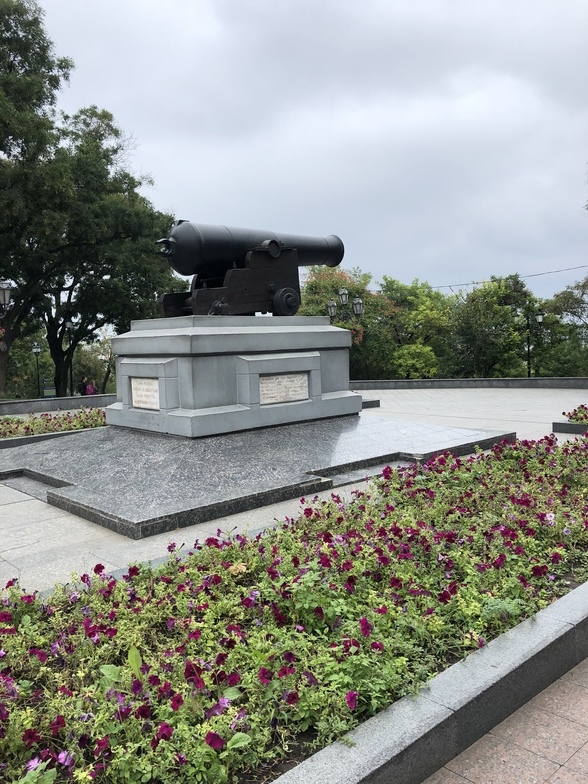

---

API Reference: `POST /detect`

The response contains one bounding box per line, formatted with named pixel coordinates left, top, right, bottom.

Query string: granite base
left=0, top=415, right=514, bottom=539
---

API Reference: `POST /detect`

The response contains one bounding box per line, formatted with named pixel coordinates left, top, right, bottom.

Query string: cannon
left=157, top=221, right=344, bottom=317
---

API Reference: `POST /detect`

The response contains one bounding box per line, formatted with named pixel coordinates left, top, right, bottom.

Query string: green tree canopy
left=0, top=1, right=181, bottom=396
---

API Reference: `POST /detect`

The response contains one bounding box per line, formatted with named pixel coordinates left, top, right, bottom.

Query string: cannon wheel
left=273, top=287, right=300, bottom=316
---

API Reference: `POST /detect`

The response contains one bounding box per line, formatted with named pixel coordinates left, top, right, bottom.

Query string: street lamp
left=32, top=342, right=41, bottom=398
left=64, top=319, right=74, bottom=396
left=328, top=289, right=364, bottom=323
left=524, top=311, right=545, bottom=378
left=0, top=279, right=14, bottom=355
left=0, top=278, right=14, bottom=317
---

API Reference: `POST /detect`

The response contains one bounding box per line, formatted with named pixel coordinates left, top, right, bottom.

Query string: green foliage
left=0, top=2, right=182, bottom=397
left=1, top=435, right=588, bottom=781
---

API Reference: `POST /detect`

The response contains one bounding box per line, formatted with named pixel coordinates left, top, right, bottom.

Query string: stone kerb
left=350, top=378, right=588, bottom=390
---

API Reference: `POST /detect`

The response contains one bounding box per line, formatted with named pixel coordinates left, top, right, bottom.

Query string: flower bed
left=2, top=435, right=588, bottom=783
left=0, top=409, right=106, bottom=440
left=563, top=404, right=588, bottom=424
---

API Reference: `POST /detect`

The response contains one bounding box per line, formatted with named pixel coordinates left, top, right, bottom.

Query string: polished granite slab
left=0, top=415, right=514, bottom=539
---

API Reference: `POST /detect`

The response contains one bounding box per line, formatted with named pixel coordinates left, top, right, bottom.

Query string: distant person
left=86, top=380, right=96, bottom=395
left=77, top=376, right=88, bottom=396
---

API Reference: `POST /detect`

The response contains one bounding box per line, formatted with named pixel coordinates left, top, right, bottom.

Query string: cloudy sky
left=41, top=0, right=587, bottom=299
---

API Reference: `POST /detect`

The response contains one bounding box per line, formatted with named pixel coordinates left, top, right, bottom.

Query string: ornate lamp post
left=524, top=310, right=545, bottom=378
left=32, top=342, right=41, bottom=398
left=0, top=278, right=14, bottom=355
left=64, top=319, right=74, bottom=396
left=328, top=288, right=364, bottom=323
left=0, top=278, right=13, bottom=317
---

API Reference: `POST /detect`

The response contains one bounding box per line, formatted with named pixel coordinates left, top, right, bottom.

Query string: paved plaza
left=2, top=385, right=588, bottom=783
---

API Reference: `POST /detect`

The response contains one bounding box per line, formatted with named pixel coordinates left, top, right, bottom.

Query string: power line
left=431, top=264, right=588, bottom=290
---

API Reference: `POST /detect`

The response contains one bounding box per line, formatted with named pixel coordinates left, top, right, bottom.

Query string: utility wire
left=431, top=264, right=588, bottom=290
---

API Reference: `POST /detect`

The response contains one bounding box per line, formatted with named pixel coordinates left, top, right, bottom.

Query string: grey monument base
left=0, top=415, right=514, bottom=539
left=105, top=315, right=361, bottom=437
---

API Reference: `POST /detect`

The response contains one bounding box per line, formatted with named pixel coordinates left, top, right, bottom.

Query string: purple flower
left=205, top=731, right=226, bottom=750
left=205, top=697, right=230, bottom=719
left=345, top=690, right=358, bottom=710
left=258, top=667, right=273, bottom=685
left=58, top=750, right=75, bottom=767
left=22, top=728, right=40, bottom=748
left=359, top=617, right=372, bottom=637
left=156, top=722, right=174, bottom=741
left=170, top=693, right=184, bottom=711
left=26, top=757, right=41, bottom=771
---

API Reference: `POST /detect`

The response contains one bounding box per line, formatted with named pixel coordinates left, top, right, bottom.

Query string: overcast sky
left=40, top=0, right=587, bottom=300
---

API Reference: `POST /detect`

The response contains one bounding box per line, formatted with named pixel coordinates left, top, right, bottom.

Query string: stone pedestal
left=105, top=315, right=361, bottom=438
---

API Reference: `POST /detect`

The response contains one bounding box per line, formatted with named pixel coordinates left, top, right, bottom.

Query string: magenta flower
left=94, top=735, right=109, bottom=757
left=219, top=670, right=237, bottom=688
left=170, top=693, right=184, bottom=711
left=258, top=666, right=273, bottom=684
left=205, top=731, right=226, bottom=750
left=156, top=722, right=174, bottom=741
left=285, top=690, right=300, bottom=705
left=93, top=564, right=105, bottom=574
left=22, top=728, right=40, bottom=748
left=50, top=714, right=65, bottom=736
left=345, top=690, right=358, bottom=710
left=278, top=665, right=296, bottom=678
left=359, top=617, right=373, bottom=637
left=184, top=661, right=205, bottom=689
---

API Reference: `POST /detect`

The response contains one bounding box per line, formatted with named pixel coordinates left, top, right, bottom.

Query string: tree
left=379, top=278, right=453, bottom=378
left=299, top=266, right=400, bottom=379
left=0, top=0, right=72, bottom=394
left=446, top=277, right=537, bottom=378
left=0, top=2, right=182, bottom=396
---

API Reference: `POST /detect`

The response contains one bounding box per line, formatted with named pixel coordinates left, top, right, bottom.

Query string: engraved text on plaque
left=131, top=378, right=160, bottom=410
left=259, top=373, right=309, bottom=405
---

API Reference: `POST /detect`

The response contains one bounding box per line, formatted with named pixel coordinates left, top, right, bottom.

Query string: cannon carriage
left=158, top=221, right=344, bottom=317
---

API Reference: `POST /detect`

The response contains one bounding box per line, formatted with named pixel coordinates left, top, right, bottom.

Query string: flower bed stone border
left=552, top=421, right=588, bottom=435
left=0, top=428, right=94, bottom=450
left=273, top=581, right=588, bottom=784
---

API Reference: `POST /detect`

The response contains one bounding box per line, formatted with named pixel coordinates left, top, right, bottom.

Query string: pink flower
left=205, top=731, right=226, bottom=750
left=345, top=690, right=358, bottom=710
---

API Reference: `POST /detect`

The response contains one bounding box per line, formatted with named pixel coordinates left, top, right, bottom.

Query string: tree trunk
left=0, top=344, right=9, bottom=397
left=53, top=357, right=69, bottom=397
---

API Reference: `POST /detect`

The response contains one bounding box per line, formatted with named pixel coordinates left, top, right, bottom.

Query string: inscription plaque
left=131, top=377, right=160, bottom=410
left=259, top=372, right=309, bottom=405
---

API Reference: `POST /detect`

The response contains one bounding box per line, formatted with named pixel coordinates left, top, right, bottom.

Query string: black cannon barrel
left=157, top=221, right=344, bottom=279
